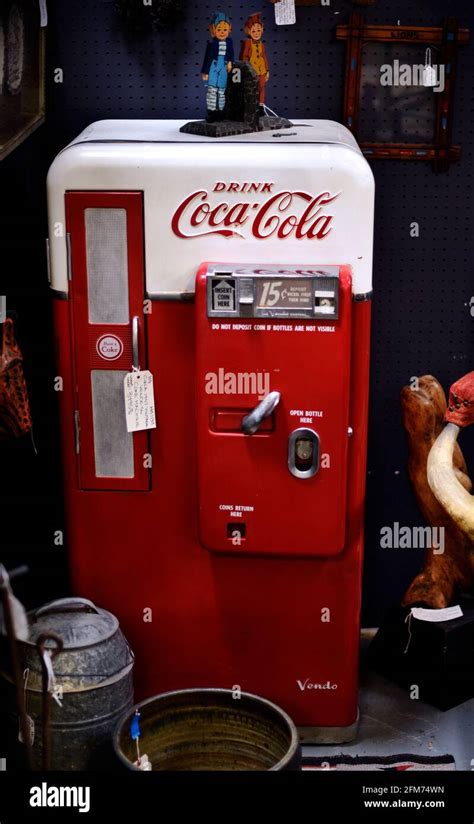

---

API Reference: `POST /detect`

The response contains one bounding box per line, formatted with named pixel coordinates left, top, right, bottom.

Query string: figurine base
left=369, top=597, right=474, bottom=711
left=258, top=115, right=294, bottom=133
left=180, top=115, right=294, bottom=139
left=180, top=119, right=254, bottom=138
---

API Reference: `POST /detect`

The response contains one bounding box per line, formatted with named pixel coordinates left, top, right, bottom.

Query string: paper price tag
left=423, top=66, right=437, bottom=87
left=135, top=754, right=152, bottom=771
left=53, top=684, right=63, bottom=707
left=411, top=605, right=463, bottom=623
left=38, top=0, right=48, bottom=27
left=124, top=371, right=157, bottom=433
left=275, top=0, right=296, bottom=26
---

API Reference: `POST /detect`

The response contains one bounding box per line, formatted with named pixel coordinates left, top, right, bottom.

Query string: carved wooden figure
left=400, top=374, right=474, bottom=608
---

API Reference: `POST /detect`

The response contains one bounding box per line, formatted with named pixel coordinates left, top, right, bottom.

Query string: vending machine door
left=196, top=264, right=353, bottom=557
left=65, top=191, right=150, bottom=491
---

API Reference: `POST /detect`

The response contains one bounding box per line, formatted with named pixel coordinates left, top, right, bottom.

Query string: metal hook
left=36, top=632, right=64, bottom=770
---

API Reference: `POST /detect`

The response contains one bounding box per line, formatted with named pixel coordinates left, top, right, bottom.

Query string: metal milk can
left=1, top=597, right=134, bottom=770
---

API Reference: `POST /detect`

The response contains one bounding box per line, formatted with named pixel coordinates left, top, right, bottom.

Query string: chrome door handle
left=132, top=316, right=140, bottom=370
left=241, top=391, right=281, bottom=435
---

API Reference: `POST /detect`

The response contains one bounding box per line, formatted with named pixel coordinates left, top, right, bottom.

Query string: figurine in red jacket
left=239, top=12, right=270, bottom=116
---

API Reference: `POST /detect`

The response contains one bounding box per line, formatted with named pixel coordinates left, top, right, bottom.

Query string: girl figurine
left=240, top=12, right=269, bottom=116
left=201, top=12, right=234, bottom=122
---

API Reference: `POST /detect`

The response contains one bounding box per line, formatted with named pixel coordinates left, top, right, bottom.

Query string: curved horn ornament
left=428, top=371, right=474, bottom=543
left=428, top=422, right=474, bottom=543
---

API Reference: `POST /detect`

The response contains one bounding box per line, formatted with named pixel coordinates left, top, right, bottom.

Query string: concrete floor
left=304, top=635, right=474, bottom=770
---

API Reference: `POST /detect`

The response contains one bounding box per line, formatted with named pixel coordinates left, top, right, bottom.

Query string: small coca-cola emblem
left=171, top=182, right=339, bottom=241
left=96, top=334, right=123, bottom=361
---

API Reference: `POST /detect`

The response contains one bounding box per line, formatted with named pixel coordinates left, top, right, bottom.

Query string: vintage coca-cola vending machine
left=47, top=120, right=374, bottom=742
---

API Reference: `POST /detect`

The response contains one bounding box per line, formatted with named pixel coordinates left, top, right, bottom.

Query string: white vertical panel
left=85, top=208, right=129, bottom=324
left=91, top=371, right=134, bottom=478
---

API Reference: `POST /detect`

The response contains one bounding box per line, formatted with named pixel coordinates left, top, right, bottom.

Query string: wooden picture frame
left=336, top=13, right=469, bottom=171
left=0, top=0, right=45, bottom=162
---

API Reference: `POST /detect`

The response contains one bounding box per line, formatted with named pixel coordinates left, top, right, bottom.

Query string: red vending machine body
left=48, top=120, right=374, bottom=742
left=196, top=264, right=353, bottom=557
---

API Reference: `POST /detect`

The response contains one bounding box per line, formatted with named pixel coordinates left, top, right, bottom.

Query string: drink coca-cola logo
left=171, top=181, right=340, bottom=241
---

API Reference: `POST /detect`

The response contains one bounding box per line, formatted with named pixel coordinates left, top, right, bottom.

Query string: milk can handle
left=33, top=597, right=100, bottom=619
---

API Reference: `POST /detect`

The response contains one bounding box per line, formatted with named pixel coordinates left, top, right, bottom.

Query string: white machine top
left=47, top=119, right=374, bottom=298
left=65, top=118, right=362, bottom=150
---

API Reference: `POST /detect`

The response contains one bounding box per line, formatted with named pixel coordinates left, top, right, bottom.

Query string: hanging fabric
left=0, top=317, right=32, bottom=439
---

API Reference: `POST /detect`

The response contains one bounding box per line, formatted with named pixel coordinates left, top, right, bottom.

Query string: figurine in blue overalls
left=201, top=12, right=234, bottom=122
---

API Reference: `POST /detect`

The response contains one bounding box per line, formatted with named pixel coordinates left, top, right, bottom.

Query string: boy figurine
left=240, top=12, right=269, bottom=116
left=201, top=12, right=234, bottom=122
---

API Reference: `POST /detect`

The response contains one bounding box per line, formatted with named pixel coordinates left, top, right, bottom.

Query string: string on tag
left=23, top=668, right=29, bottom=704
left=423, top=47, right=437, bottom=88
left=44, top=649, right=55, bottom=692
left=404, top=610, right=413, bottom=654
left=36, top=632, right=63, bottom=770
left=131, top=709, right=142, bottom=763
left=38, top=0, right=48, bottom=27
left=263, top=103, right=279, bottom=119
left=39, top=649, right=63, bottom=707
left=19, top=668, right=35, bottom=746
left=42, top=649, right=63, bottom=706
left=130, top=710, right=151, bottom=769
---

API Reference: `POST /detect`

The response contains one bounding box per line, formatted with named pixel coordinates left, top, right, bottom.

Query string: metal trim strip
left=353, top=290, right=373, bottom=302
left=147, top=291, right=195, bottom=302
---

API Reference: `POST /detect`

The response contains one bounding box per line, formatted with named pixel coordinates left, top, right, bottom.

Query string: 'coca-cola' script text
left=171, top=183, right=340, bottom=241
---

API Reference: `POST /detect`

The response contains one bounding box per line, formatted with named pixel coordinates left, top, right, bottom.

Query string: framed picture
left=0, top=0, right=45, bottom=162
left=336, top=13, right=470, bottom=171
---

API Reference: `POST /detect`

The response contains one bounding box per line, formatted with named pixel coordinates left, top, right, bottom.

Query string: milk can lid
left=27, top=598, right=119, bottom=649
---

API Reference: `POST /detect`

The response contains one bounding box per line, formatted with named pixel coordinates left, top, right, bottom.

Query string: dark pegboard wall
left=45, top=0, right=472, bottom=127
left=1, top=0, right=473, bottom=623
left=363, top=4, right=474, bottom=620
